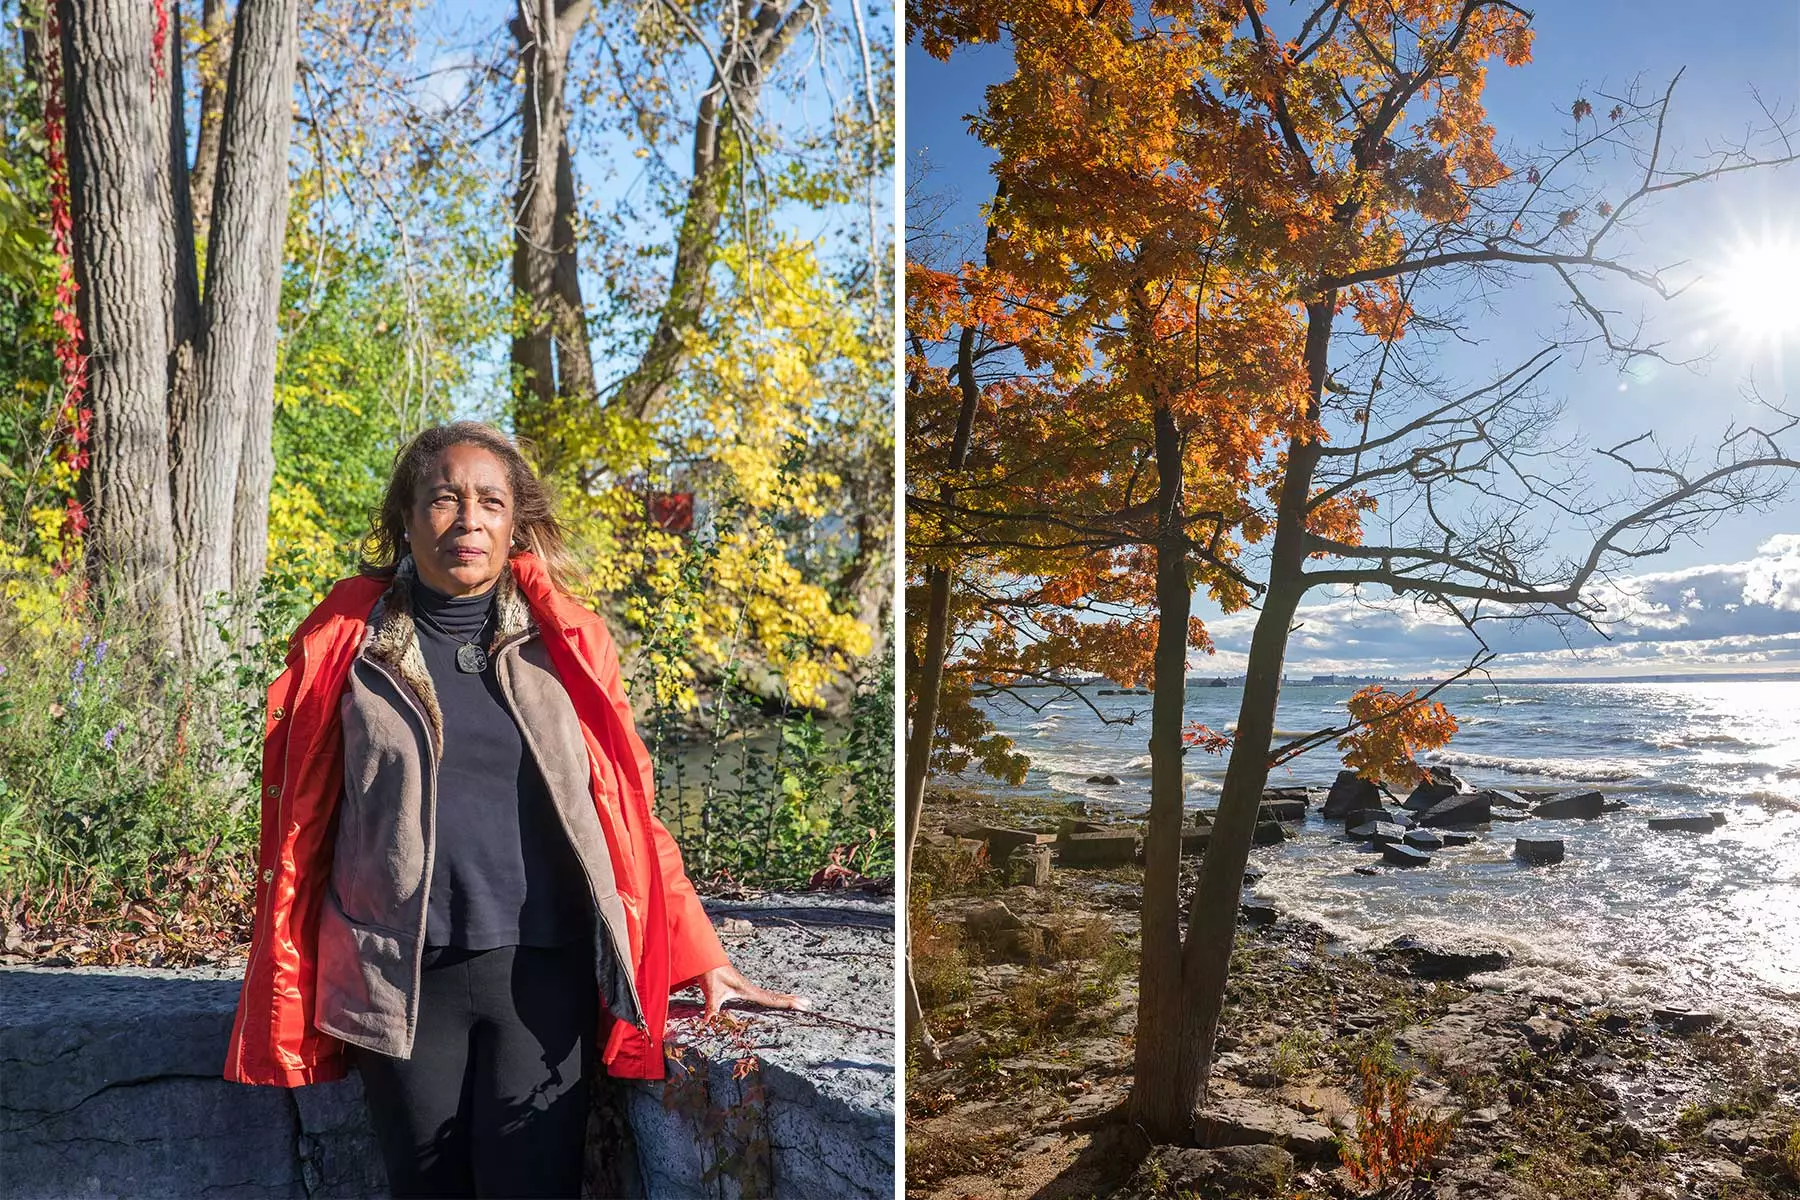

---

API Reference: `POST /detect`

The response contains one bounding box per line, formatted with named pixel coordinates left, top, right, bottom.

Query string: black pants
left=355, top=940, right=598, bottom=1199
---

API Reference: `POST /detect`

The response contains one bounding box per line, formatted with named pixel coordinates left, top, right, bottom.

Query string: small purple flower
left=102, top=723, right=121, bottom=750
left=71, top=659, right=86, bottom=685
left=93, top=640, right=108, bottom=663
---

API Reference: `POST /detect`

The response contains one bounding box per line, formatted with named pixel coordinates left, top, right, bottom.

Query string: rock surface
left=1419, top=791, right=1493, bottom=827
left=1515, top=837, right=1565, bottom=865
left=1121, top=1144, right=1297, bottom=1199
left=1381, top=934, right=1513, bottom=979
left=0, top=894, right=893, bottom=1200
left=1533, top=791, right=1604, bottom=820
left=1322, top=770, right=1381, bottom=818
left=1648, top=814, right=1719, bottom=833
left=1191, top=1098, right=1337, bottom=1160
left=1382, top=843, right=1432, bottom=868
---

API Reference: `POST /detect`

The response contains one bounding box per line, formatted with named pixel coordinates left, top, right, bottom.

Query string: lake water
left=959, top=679, right=1800, bottom=1033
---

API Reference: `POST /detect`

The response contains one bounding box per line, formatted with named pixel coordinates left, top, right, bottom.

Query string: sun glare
left=1709, top=235, right=1800, bottom=345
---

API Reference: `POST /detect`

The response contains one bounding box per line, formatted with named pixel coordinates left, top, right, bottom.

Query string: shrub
left=1340, top=1054, right=1455, bottom=1190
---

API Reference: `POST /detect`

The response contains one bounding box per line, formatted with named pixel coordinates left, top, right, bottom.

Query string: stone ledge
left=0, top=894, right=893, bottom=1199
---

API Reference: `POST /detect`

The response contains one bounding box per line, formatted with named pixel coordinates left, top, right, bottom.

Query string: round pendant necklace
left=414, top=605, right=491, bottom=674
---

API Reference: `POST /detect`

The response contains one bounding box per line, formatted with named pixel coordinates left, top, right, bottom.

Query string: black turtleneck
left=410, top=576, right=592, bottom=950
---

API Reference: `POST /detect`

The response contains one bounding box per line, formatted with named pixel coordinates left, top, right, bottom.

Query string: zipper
left=496, top=629, right=650, bottom=1032
left=355, top=648, right=440, bottom=1047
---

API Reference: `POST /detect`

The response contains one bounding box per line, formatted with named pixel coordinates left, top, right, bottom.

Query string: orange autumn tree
left=918, top=0, right=1800, bottom=1140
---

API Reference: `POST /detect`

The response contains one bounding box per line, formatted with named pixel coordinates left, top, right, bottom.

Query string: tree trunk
left=188, top=0, right=231, bottom=241
left=58, top=0, right=182, bottom=651
left=1127, top=400, right=1195, bottom=1140
left=611, top=1, right=815, bottom=425
left=1157, top=298, right=1335, bottom=1128
left=173, top=0, right=296, bottom=657
left=903, top=561, right=951, bottom=1062
left=509, top=0, right=591, bottom=470
left=904, top=320, right=983, bottom=1060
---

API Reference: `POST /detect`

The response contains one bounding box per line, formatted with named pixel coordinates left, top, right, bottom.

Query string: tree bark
left=904, top=320, right=982, bottom=1060
left=1127, top=399, right=1196, bottom=1140
left=187, top=0, right=231, bottom=241
left=58, top=0, right=181, bottom=650
left=1162, top=298, right=1335, bottom=1129
left=509, top=0, right=592, bottom=470
left=610, top=0, right=816, bottom=425
left=171, top=0, right=296, bottom=656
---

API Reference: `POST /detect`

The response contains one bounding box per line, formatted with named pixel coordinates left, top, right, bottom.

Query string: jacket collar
left=358, top=555, right=536, bottom=757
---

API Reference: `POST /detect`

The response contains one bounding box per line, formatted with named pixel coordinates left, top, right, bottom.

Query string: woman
left=224, top=421, right=807, bottom=1197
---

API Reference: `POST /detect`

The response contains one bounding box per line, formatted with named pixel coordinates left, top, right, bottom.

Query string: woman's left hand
left=696, top=963, right=814, bottom=1018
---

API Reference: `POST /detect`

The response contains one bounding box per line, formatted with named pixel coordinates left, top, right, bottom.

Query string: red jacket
left=223, top=552, right=728, bottom=1086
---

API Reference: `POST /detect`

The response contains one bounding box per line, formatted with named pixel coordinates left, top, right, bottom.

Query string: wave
left=1464, top=695, right=1545, bottom=705
left=1644, top=731, right=1757, bottom=750
left=1426, top=749, right=1646, bottom=783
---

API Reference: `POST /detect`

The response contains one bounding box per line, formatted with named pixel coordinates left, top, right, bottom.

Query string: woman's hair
left=361, top=421, right=576, bottom=586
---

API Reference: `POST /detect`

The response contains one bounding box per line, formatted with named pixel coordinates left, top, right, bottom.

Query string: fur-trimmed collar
left=360, top=555, right=535, bottom=758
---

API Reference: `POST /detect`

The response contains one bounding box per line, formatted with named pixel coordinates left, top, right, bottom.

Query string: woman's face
left=403, top=443, right=517, bottom=597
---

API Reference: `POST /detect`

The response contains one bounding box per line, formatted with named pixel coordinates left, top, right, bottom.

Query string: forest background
left=0, top=0, right=896, bottom=966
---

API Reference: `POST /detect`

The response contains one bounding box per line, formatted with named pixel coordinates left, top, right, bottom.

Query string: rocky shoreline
left=907, top=784, right=1800, bottom=1198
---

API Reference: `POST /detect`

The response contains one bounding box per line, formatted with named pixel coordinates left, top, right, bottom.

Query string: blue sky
left=399, top=2, right=894, bottom=410
left=905, top=1, right=1800, bottom=677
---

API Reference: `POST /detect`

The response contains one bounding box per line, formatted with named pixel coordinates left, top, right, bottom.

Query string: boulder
left=1482, top=788, right=1534, bottom=811
left=1322, top=770, right=1381, bottom=819
left=1258, top=798, right=1308, bottom=823
left=977, top=826, right=1055, bottom=864
left=1708, top=810, right=1728, bottom=825
left=963, top=902, right=1042, bottom=962
left=1239, top=896, right=1279, bottom=927
left=1403, top=767, right=1463, bottom=812
left=1192, top=1098, right=1337, bottom=1160
left=1419, top=792, right=1493, bottom=827
left=1649, top=814, right=1720, bottom=833
left=1402, top=828, right=1444, bottom=851
left=1003, top=844, right=1053, bottom=887
left=1122, top=1144, right=1296, bottom=1200
left=1086, top=773, right=1121, bottom=785
left=963, top=900, right=1027, bottom=941
left=1055, top=831, right=1141, bottom=867
left=1353, top=865, right=1382, bottom=876
left=1180, top=830, right=1212, bottom=857
left=1652, top=1004, right=1720, bottom=1034
left=1057, top=818, right=1112, bottom=837
left=1381, top=934, right=1512, bottom=979
left=1252, top=820, right=1288, bottom=846
left=1533, top=791, right=1604, bottom=820
left=1263, top=786, right=1310, bottom=803
left=1382, top=843, right=1432, bottom=868
left=1487, top=810, right=1532, bottom=823
left=1439, top=831, right=1477, bottom=847
left=1346, top=820, right=1407, bottom=844
left=1347, top=806, right=1415, bottom=829
left=1514, top=837, right=1564, bottom=865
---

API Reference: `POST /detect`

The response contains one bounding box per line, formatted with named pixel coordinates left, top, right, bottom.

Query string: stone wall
left=0, top=894, right=893, bottom=1199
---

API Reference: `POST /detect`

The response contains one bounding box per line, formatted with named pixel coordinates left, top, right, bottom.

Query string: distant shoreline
left=1005, top=670, right=1800, bottom=688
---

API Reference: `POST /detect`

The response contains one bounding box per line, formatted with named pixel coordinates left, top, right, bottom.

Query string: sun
left=1708, top=234, right=1800, bottom=346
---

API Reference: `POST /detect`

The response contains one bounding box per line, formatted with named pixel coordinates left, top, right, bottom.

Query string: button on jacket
left=223, top=553, right=729, bottom=1087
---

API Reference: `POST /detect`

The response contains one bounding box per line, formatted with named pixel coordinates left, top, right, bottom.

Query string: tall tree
left=917, top=0, right=1800, bottom=1142
left=57, top=0, right=298, bottom=661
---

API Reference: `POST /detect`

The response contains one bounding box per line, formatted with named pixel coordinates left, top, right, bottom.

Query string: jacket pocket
left=312, top=886, right=418, bottom=1059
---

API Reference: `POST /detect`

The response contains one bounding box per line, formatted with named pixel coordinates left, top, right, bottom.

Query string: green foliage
left=0, top=568, right=303, bottom=960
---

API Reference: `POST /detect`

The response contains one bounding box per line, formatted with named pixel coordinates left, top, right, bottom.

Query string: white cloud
left=1189, top=533, right=1800, bottom=678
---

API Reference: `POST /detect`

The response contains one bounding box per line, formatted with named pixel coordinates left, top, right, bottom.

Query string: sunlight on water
left=964, top=679, right=1800, bottom=1034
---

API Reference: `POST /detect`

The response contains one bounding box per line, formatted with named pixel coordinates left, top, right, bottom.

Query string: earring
left=402, top=532, right=410, bottom=541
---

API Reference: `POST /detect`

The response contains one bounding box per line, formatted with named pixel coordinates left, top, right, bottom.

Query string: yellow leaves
left=1338, top=685, right=1459, bottom=788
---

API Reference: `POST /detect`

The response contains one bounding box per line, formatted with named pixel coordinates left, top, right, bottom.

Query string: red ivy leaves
left=41, top=4, right=91, bottom=568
